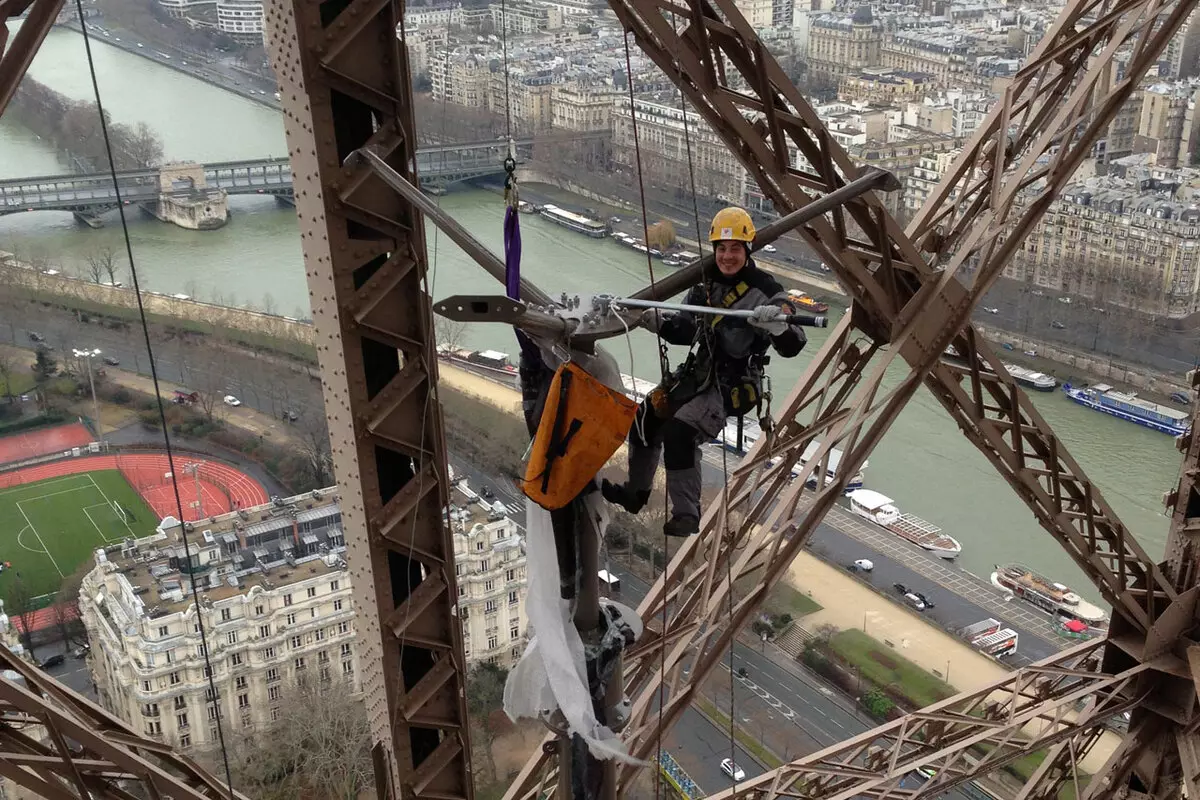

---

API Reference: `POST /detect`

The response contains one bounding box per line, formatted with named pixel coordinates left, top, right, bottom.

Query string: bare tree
left=121, top=121, right=165, bottom=168
left=84, top=247, right=118, bottom=285
left=261, top=293, right=278, bottom=316
left=0, top=352, right=16, bottom=405
left=218, top=676, right=372, bottom=799
left=434, top=315, right=468, bottom=352
left=7, top=574, right=37, bottom=655
left=296, top=414, right=334, bottom=488
left=466, top=662, right=509, bottom=785
left=52, top=562, right=90, bottom=648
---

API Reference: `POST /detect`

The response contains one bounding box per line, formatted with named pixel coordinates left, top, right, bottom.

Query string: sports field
left=0, top=470, right=158, bottom=600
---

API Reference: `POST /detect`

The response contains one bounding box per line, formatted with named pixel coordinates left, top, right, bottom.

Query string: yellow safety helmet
left=710, top=206, right=756, bottom=243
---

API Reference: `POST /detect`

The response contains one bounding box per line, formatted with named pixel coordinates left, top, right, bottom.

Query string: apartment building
left=80, top=489, right=359, bottom=751
left=489, top=72, right=556, bottom=132
left=732, top=0, right=774, bottom=28
left=450, top=486, right=529, bottom=666
left=1012, top=164, right=1200, bottom=318
left=1134, top=81, right=1200, bottom=168
left=838, top=68, right=930, bottom=106
left=552, top=83, right=619, bottom=131
left=902, top=148, right=962, bottom=219
left=613, top=98, right=747, bottom=200
left=404, top=3, right=464, bottom=29
left=491, top=0, right=563, bottom=35
left=807, top=6, right=883, bottom=83
left=431, top=52, right=488, bottom=108
left=880, top=31, right=973, bottom=89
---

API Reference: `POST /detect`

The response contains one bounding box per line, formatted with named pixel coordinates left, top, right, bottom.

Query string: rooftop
left=99, top=488, right=347, bottom=619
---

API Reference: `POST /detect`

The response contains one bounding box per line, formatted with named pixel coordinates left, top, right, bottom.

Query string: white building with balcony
left=79, top=488, right=359, bottom=751
left=450, top=485, right=529, bottom=666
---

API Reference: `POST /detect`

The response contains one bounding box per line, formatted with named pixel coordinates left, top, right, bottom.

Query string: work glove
left=747, top=305, right=788, bottom=336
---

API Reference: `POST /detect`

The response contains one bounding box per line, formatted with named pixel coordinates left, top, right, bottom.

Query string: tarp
left=503, top=488, right=638, bottom=764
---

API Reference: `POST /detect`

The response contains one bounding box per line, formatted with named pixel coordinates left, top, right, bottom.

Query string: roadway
left=975, top=279, right=1199, bottom=376
left=449, top=459, right=980, bottom=798
left=1, top=302, right=323, bottom=429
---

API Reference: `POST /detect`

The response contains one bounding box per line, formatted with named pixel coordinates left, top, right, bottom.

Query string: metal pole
left=350, top=147, right=554, bottom=308
left=86, top=358, right=100, bottom=440
left=609, top=296, right=829, bottom=326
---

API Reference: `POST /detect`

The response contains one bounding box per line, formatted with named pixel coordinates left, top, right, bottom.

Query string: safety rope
left=665, top=14, right=740, bottom=784
left=620, top=31, right=674, bottom=800
left=72, top=2, right=235, bottom=794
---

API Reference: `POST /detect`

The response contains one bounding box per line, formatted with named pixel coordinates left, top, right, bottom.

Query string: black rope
left=621, top=31, right=674, bottom=800
left=72, top=1, right=235, bottom=793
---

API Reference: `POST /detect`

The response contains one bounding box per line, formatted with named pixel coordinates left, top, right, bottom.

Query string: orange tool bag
left=522, top=361, right=638, bottom=510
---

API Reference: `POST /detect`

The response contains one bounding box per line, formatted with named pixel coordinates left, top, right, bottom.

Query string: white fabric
left=503, top=492, right=640, bottom=763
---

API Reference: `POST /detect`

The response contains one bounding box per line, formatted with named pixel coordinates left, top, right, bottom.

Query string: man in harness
left=601, top=207, right=809, bottom=536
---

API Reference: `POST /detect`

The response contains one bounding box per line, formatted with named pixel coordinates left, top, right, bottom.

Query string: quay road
left=450, top=459, right=981, bottom=798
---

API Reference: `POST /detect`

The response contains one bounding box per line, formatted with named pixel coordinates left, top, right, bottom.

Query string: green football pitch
left=0, top=471, right=158, bottom=601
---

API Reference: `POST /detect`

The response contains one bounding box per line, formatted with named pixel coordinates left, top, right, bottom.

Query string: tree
left=52, top=562, right=90, bottom=648
left=646, top=219, right=676, bottom=250
left=0, top=353, right=16, bottom=405
left=466, top=662, right=509, bottom=784
left=7, top=574, right=37, bottom=655
left=121, top=121, right=165, bottom=168
left=296, top=414, right=334, bottom=489
left=219, top=677, right=373, bottom=799
left=33, top=347, right=56, bottom=382
left=434, top=315, right=468, bottom=352
left=261, top=292, right=278, bottom=315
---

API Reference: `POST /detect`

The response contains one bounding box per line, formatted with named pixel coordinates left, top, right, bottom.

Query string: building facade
left=612, top=97, right=747, bottom=200
left=806, top=6, right=882, bottom=84
left=80, top=489, right=359, bottom=752
left=1011, top=165, right=1200, bottom=318
left=450, top=486, right=530, bottom=665
left=215, top=0, right=264, bottom=43
left=552, top=83, right=618, bottom=131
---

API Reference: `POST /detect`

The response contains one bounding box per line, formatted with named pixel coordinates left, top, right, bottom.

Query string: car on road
left=28, top=332, right=44, bottom=343
left=720, top=758, right=746, bottom=781
left=982, top=306, right=999, bottom=314
left=847, top=558, right=874, bottom=572
left=1051, top=320, right=1066, bottom=330
left=102, top=356, right=120, bottom=366
left=223, top=395, right=242, bottom=407
left=480, top=486, right=495, bottom=499
left=893, top=583, right=927, bottom=611
left=72, top=644, right=91, bottom=659
left=761, top=244, right=777, bottom=253
left=281, top=409, right=299, bottom=422
left=39, top=654, right=65, bottom=670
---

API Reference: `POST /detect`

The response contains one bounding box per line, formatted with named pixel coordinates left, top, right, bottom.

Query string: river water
left=0, top=25, right=1183, bottom=605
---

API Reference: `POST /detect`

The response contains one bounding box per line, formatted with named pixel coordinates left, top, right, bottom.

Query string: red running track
left=0, top=423, right=93, bottom=466
left=0, top=454, right=268, bottom=522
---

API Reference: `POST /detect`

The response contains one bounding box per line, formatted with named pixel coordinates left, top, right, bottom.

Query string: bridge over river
left=0, top=133, right=606, bottom=228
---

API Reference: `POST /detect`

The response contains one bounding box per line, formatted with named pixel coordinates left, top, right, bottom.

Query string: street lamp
left=72, top=348, right=102, bottom=440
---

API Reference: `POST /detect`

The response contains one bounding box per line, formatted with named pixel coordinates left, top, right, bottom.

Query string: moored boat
left=1062, top=383, right=1189, bottom=436
left=766, top=441, right=867, bottom=492
left=991, top=563, right=1108, bottom=627
left=787, top=289, right=829, bottom=313
left=540, top=204, right=610, bottom=238
left=847, top=490, right=962, bottom=558
left=1005, top=363, right=1056, bottom=392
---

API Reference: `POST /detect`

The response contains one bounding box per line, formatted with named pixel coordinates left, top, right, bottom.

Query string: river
left=0, top=24, right=1183, bottom=607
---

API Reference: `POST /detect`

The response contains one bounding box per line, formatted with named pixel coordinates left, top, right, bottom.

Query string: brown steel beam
left=0, top=0, right=62, bottom=118
left=0, top=643, right=246, bottom=799
left=264, top=1, right=473, bottom=799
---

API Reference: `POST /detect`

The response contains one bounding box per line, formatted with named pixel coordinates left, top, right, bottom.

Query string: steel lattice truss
left=504, top=0, right=1200, bottom=795
left=0, top=644, right=248, bottom=798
